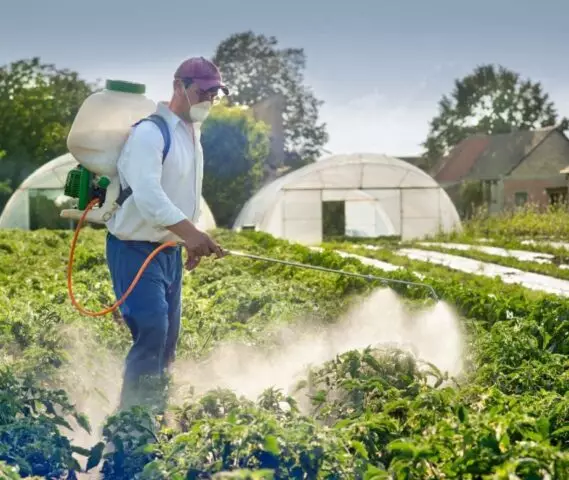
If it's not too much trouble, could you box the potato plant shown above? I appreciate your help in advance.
[1,228,568,479]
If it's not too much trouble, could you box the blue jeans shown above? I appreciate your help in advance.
[105,232,183,410]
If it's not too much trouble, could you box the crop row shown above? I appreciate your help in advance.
[398,242,569,282]
[1,229,569,479]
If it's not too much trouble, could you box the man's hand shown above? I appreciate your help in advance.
[185,255,201,271]
[166,218,226,271]
[183,227,223,259]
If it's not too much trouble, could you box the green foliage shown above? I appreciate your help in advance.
[201,102,270,227]
[456,180,486,219]
[0,179,13,211]
[133,388,368,479]
[2,228,569,478]
[0,461,30,479]
[0,368,90,479]
[212,31,328,168]
[0,57,98,210]
[29,193,74,230]
[98,406,160,479]
[457,201,569,240]
[422,64,568,167]
[0,148,11,208]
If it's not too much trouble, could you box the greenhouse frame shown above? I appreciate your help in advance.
[233,153,462,244]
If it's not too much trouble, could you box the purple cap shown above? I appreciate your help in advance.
[174,57,229,95]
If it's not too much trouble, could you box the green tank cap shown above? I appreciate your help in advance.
[97,176,111,189]
[106,79,146,94]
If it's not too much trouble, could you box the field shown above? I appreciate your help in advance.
[1,205,569,479]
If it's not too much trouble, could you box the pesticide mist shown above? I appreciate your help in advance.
[171,287,466,406]
[58,287,466,453]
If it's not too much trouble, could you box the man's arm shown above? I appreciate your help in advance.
[165,218,201,241]
[117,121,222,257]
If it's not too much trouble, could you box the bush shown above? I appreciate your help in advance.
[201,103,270,227]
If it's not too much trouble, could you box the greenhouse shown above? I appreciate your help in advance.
[0,153,217,231]
[233,153,462,244]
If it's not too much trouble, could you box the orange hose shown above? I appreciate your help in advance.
[67,198,177,317]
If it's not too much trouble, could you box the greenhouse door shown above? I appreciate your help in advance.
[322,201,345,238]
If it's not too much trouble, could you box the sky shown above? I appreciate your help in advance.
[1,0,568,157]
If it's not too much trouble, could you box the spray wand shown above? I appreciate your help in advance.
[225,250,438,300]
[66,199,438,318]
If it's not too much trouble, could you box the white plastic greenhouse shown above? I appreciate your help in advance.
[0,153,217,231]
[233,153,462,244]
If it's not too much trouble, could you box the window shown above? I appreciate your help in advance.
[546,187,568,206]
[514,192,528,206]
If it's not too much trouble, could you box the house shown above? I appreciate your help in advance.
[430,125,569,213]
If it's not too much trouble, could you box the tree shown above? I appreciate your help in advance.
[0,149,8,208]
[201,102,271,227]
[0,57,98,209]
[422,64,568,167]
[212,31,328,172]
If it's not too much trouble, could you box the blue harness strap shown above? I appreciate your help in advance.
[115,114,171,207]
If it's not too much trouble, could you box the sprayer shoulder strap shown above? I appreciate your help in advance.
[115,114,171,207]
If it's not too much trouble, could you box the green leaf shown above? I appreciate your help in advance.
[71,446,92,457]
[457,404,468,424]
[251,469,276,479]
[499,431,511,453]
[551,425,569,438]
[74,412,91,434]
[263,435,280,455]
[387,440,415,458]
[364,464,389,479]
[536,417,550,439]
[52,415,73,431]
[350,440,369,460]
[67,456,82,472]
[86,441,105,472]
[142,443,159,455]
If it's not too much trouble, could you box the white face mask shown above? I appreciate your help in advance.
[190,101,212,123]
[183,86,211,123]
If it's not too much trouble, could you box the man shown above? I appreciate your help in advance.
[105,57,228,411]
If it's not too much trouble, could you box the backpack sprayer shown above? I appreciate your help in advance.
[62,79,438,318]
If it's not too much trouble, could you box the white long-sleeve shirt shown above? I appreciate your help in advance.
[106,102,203,243]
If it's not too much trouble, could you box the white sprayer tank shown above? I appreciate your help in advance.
[67,79,156,176]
